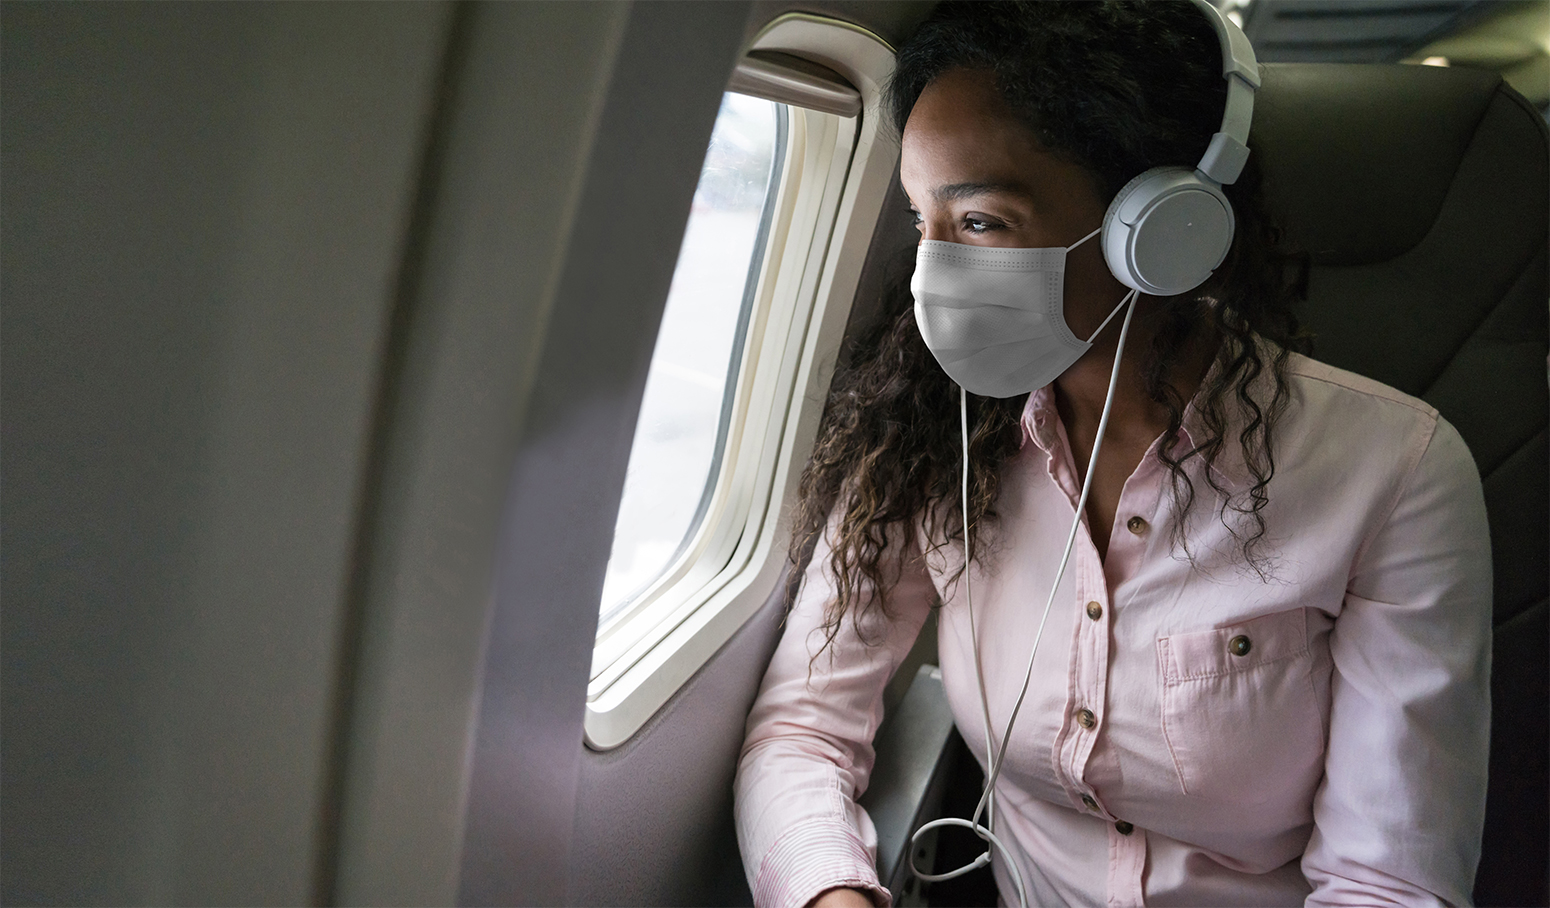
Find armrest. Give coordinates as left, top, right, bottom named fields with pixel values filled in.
left=858, top=664, right=959, bottom=904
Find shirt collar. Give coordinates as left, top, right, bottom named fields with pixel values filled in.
left=1019, top=385, right=1061, bottom=455
left=1016, top=337, right=1276, bottom=490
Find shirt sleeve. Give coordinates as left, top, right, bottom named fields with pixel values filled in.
left=734, top=517, right=938, bottom=908
left=1302, top=415, right=1493, bottom=907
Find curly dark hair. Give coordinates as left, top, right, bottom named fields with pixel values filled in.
left=791, top=0, right=1311, bottom=646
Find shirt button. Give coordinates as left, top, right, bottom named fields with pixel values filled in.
left=1115, top=820, right=1134, bottom=836
left=1076, top=708, right=1096, bottom=729
left=1081, top=794, right=1099, bottom=811
left=1085, top=601, right=1103, bottom=621
left=1229, top=635, right=1252, bottom=657
left=1126, top=516, right=1148, bottom=535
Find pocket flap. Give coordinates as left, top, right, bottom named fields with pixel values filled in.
left=1158, top=608, right=1309, bottom=682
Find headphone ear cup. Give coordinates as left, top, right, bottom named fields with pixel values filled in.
left=1100, top=169, right=1161, bottom=292
left=1102, top=166, right=1235, bottom=296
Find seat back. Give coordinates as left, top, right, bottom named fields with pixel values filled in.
left=1253, top=62, right=1548, bottom=906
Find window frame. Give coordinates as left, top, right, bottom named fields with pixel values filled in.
left=584, top=14, right=898, bottom=750
left=596, top=98, right=789, bottom=629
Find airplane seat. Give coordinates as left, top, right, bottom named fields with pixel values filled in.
left=861, top=61, right=1548, bottom=906
left=1251, top=62, right=1548, bottom=906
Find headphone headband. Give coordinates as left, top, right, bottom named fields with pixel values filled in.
left=1101, top=0, right=1262, bottom=295
left=1188, top=0, right=1260, bottom=185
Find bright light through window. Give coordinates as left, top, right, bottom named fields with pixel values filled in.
left=599, top=94, right=784, bottom=622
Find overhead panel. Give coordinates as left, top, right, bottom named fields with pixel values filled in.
left=1242, top=0, right=1486, bottom=63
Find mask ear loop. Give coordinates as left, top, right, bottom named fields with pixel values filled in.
left=1068, top=225, right=1102, bottom=252
left=1084, top=289, right=1132, bottom=345
left=908, top=287, right=1139, bottom=908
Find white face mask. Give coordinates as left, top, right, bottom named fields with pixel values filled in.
left=911, top=226, right=1131, bottom=399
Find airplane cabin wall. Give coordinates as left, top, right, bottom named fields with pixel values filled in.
left=1, top=3, right=451, bottom=903
left=445, top=3, right=751, bottom=905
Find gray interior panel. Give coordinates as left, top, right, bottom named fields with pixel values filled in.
left=1, top=3, right=449, bottom=903
left=570, top=576, right=790, bottom=908
left=452, top=3, right=752, bottom=905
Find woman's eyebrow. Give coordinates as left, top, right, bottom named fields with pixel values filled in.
left=932, top=180, right=1029, bottom=202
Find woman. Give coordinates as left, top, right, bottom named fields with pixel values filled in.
left=734, top=3, right=1492, bottom=907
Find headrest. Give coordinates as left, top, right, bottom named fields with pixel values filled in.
left=1251, top=63, right=1510, bottom=266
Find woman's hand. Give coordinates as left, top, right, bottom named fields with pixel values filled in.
left=808, top=886, right=876, bottom=908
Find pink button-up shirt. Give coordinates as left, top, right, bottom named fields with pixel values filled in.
left=735, top=352, right=1492, bottom=907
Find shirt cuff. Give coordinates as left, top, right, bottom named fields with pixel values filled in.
left=753, top=817, right=892, bottom=908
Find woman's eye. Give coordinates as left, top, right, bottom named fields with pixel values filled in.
left=906, top=210, right=1001, bottom=234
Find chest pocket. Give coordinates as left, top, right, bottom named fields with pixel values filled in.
left=1156, top=607, right=1326, bottom=803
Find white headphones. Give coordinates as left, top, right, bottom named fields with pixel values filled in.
left=1100, top=0, right=1261, bottom=297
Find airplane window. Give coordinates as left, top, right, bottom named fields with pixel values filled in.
left=599, top=93, right=786, bottom=622
left=586, top=18, right=896, bottom=750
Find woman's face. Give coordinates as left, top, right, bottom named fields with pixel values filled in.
left=899, top=68, right=1130, bottom=341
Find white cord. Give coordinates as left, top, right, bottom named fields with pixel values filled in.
left=964, top=386, right=999, bottom=840
left=906, top=388, right=1030, bottom=908
left=907, top=288, right=1139, bottom=908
